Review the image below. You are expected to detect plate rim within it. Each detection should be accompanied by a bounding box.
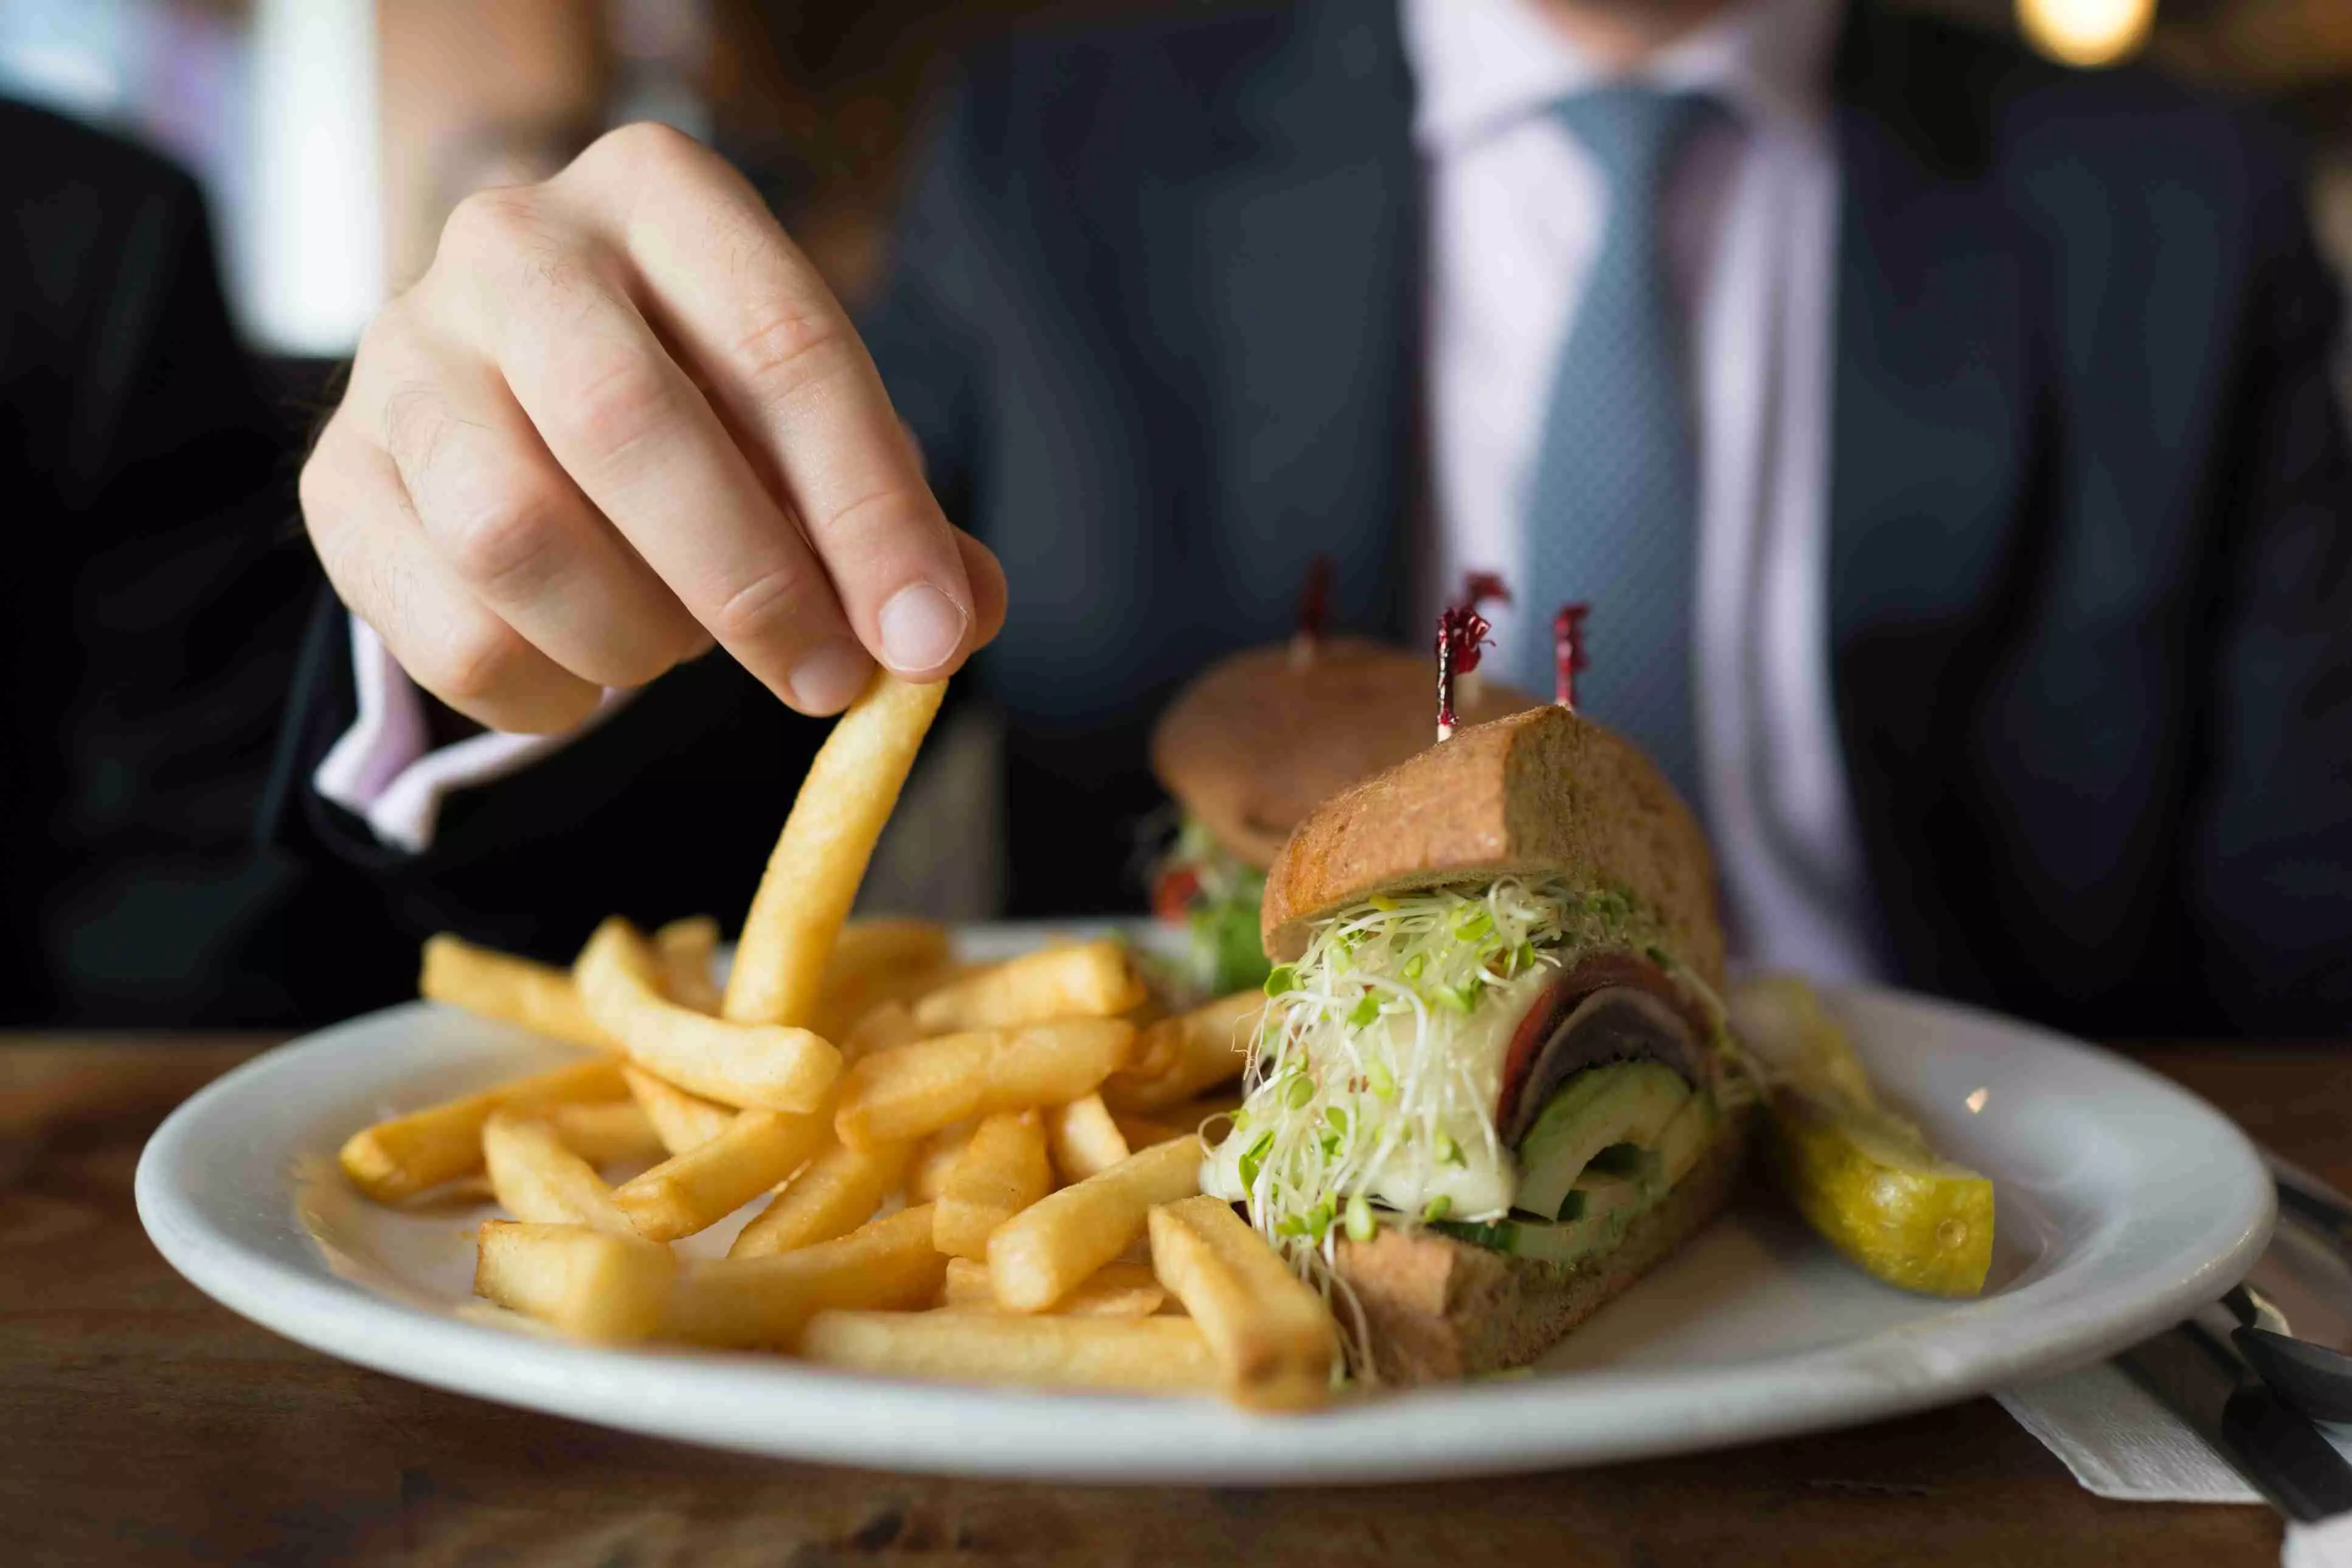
[135,973,2275,1484]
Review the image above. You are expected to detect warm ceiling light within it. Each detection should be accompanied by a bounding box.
[2016,0,2157,68]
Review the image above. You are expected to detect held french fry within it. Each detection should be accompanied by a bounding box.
[341,1057,627,1202]
[911,940,1147,1033]
[482,1110,634,1233]
[541,1099,666,1165]
[1044,1094,1131,1182]
[667,1205,947,1350]
[933,1111,1053,1261]
[802,1310,1221,1393]
[723,674,948,1027]
[653,915,723,1015]
[1102,991,1266,1112]
[421,934,617,1050]
[610,1105,832,1242]
[473,1220,676,1342]
[1149,1195,1339,1411]
[834,1018,1135,1148]
[622,1064,737,1156]
[987,1136,1204,1313]
[730,1139,915,1258]
[577,917,841,1112]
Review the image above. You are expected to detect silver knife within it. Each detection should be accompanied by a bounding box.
[2120,1316,2352,1524]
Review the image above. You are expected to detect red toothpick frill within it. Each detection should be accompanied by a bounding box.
[1435,606,1493,743]
[1288,553,1337,667]
[1455,571,1511,617]
[1553,603,1590,712]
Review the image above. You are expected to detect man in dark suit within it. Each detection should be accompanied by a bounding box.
[16,0,2352,1035]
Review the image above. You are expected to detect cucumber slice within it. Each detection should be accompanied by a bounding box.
[1514,1061,1691,1221]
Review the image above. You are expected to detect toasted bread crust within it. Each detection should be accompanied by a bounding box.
[1258,706,1724,984]
[1152,640,1539,870]
[1332,1103,1752,1384]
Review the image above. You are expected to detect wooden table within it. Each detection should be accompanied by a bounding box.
[4,1036,2343,1567]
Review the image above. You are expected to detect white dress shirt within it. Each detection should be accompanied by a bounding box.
[321,0,1882,979]
[1407,0,1882,980]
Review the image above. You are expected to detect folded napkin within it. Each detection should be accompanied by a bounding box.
[1995,1238,2352,1566]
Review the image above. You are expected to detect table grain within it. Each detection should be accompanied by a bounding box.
[4,1034,2343,1567]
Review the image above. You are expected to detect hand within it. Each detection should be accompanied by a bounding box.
[300,123,1006,732]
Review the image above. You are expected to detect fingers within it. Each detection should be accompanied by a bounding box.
[557,125,981,682]
[300,417,604,733]
[350,303,706,690]
[427,179,872,714]
[954,528,1009,651]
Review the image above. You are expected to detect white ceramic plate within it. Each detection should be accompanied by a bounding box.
[138,924,2273,1483]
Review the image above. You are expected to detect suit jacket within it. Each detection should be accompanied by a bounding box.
[10,0,2350,1035]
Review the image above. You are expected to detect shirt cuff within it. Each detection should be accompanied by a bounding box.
[311,618,629,853]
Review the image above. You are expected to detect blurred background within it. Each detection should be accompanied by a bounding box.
[4,0,2348,362]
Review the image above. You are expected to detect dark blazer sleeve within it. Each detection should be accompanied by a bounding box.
[856,67,997,533]
[2177,128,2352,1031]
[0,102,319,1025]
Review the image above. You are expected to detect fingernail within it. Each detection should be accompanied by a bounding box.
[877,581,969,673]
[789,642,872,714]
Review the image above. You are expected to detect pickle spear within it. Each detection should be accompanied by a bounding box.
[1730,975,1994,1297]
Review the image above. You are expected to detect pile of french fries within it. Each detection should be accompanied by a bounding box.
[338,674,1337,1410]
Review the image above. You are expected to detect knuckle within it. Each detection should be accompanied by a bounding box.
[731,305,852,405]
[433,485,564,594]
[439,186,547,266]
[711,561,817,647]
[376,380,452,480]
[425,620,532,708]
[566,353,676,459]
[584,120,703,182]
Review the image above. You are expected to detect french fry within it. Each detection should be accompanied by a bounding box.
[1044,1094,1131,1182]
[723,674,947,1027]
[911,939,1147,1033]
[729,1139,914,1258]
[610,1105,832,1242]
[987,1136,1204,1312]
[653,915,723,1015]
[909,1120,976,1202]
[341,1057,626,1202]
[802,1310,1221,1393]
[1102,991,1265,1112]
[667,1205,946,1350]
[577,917,841,1112]
[1148,1195,1339,1410]
[622,1064,737,1156]
[421,933,616,1050]
[541,1100,665,1165]
[841,999,923,1063]
[834,1018,1134,1148]
[938,1255,999,1308]
[473,1220,675,1342]
[805,920,957,1041]
[1111,1112,1188,1149]
[933,1111,1052,1261]
[942,1257,1167,1319]
[482,1110,634,1233]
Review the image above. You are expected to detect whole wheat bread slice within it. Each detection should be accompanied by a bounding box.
[1332,1105,1754,1384]
[1258,706,1722,986]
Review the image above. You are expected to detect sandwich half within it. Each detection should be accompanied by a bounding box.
[1150,637,1537,994]
[1200,703,1753,1383]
